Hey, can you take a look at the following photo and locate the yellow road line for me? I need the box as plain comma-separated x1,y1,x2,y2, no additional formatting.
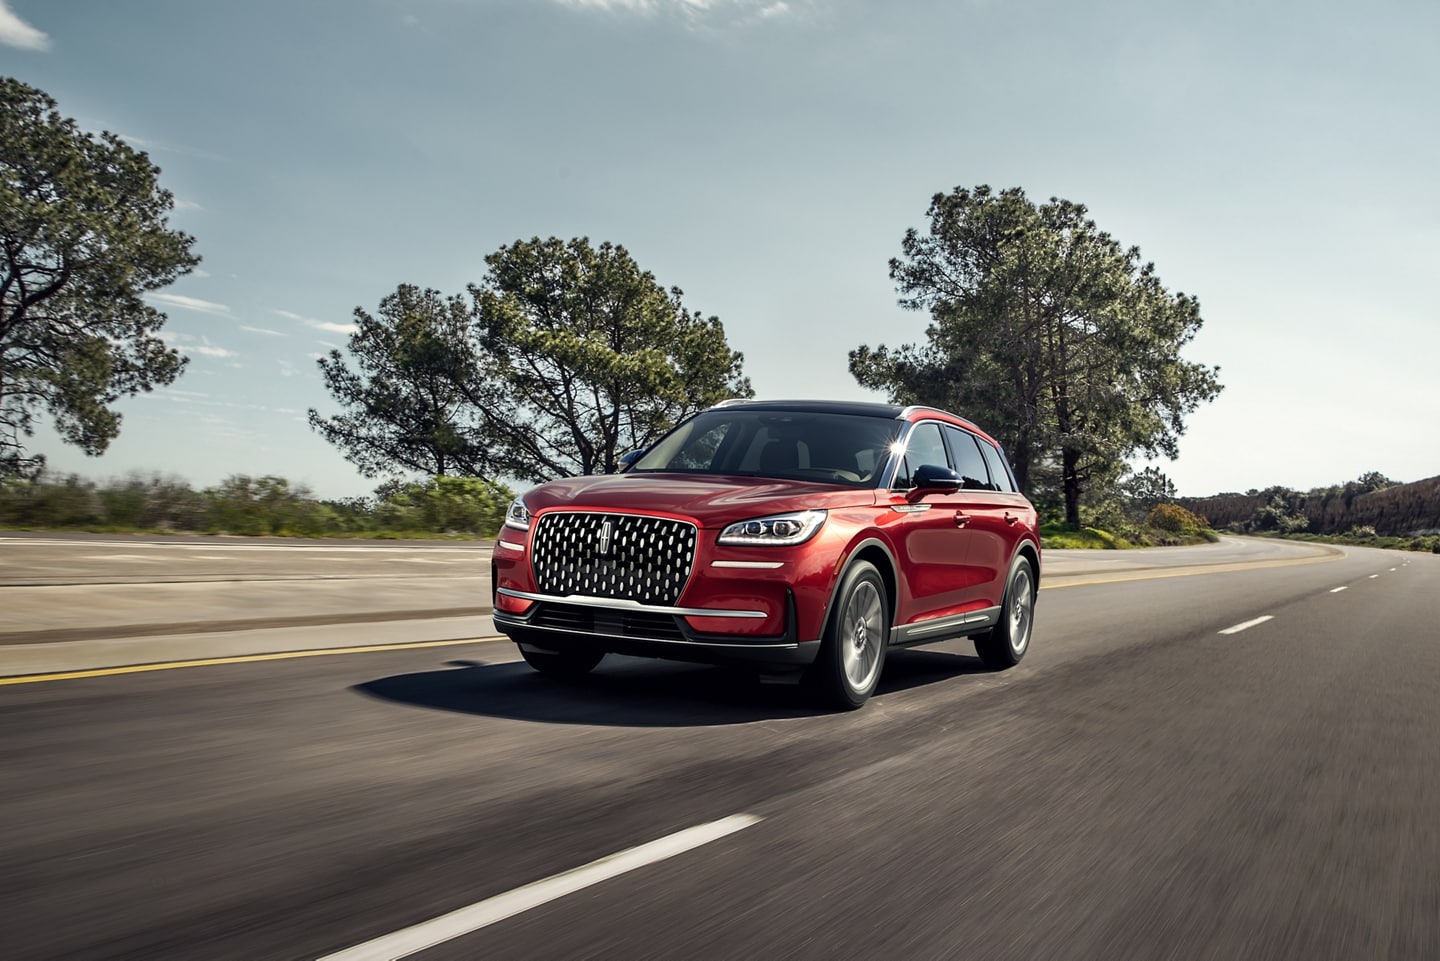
4,549,1341,685
0,636,508,686
1039,553,1338,590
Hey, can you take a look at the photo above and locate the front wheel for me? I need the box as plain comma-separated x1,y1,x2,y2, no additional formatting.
518,642,605,678
973,555,1036,670
809,560,889,710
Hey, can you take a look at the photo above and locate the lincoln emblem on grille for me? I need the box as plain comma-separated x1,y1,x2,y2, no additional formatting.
596,519,613,556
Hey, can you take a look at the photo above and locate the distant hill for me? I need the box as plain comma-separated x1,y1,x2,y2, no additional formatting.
1180,475,1440,537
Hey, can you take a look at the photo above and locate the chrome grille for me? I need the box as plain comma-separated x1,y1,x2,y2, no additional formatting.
530,512,697,606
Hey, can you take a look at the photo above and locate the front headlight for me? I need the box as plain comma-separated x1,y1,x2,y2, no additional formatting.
504,497,533,531
717,509,827,547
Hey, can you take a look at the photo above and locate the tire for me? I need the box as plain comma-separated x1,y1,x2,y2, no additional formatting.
973,554,1036,670
517,642,605,678
809,560,889,710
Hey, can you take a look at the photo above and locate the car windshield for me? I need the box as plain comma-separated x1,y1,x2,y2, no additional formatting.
630,410,904,487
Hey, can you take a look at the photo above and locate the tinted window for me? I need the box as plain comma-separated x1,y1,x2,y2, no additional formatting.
893,421,949,490
979,440,1018,493
632,410,903,487
943,426,995,490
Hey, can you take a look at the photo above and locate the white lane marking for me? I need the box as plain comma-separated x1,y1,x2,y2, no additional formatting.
318,814,762,961
1390,567,1398,572
1369,574,1380,579
1330,586,1348,593
79,555,157,562
1219,615,1274,635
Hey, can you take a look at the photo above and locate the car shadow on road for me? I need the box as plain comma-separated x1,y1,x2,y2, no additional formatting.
353,645,1000,728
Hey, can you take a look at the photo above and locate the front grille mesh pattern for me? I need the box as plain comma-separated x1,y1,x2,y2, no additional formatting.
530,512,697,606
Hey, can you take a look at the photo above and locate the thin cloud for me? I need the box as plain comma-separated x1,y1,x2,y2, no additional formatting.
115,132,229,163
241,325,287,337
0,0,49,50
273,308,358,336
172,198,205,212
307,319,359,335
157,331,239,359
551,0,803,24
150,292,231,315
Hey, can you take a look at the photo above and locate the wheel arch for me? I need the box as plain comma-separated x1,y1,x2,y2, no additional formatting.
823,537,898,634
1015,538,1041,591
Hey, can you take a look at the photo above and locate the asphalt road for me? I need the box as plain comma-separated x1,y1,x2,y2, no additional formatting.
2,538,1437,960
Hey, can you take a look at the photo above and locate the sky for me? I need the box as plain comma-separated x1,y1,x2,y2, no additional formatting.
4,0,1437,499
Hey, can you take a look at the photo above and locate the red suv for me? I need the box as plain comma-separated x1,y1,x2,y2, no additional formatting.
491,400,1040,709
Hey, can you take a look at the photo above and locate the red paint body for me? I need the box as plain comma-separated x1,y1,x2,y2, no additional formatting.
492,400,1040,676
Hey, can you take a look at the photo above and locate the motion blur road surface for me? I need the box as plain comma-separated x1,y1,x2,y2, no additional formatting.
2,535,1437,960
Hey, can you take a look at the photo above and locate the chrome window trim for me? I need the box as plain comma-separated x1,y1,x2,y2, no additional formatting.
497,587,768,619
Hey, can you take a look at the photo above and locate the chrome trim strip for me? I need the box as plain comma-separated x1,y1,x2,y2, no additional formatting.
904,613,970,638
711,560,785,569
900,606,1003,638
497,587,768,619
495,540,525,551
966,605,1001,626
516,629,799,651
889,504,932,514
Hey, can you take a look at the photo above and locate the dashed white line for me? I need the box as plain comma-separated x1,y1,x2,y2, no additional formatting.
1390,567,1398,572
1219,615,1274,635
1329,586,1348,593
317,814,762,961
1369,574,1380,579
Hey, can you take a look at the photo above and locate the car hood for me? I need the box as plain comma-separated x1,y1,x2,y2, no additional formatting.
521,473,876,528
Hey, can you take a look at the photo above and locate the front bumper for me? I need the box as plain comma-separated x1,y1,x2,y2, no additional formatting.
492,588,820,670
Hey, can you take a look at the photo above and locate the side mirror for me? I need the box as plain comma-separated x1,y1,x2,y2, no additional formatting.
912,463,961,493
618,449,646,472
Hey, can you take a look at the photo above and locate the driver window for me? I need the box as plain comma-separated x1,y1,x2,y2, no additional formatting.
893,422,948,490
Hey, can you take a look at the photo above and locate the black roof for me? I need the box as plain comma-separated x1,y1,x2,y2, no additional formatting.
712,398,905,419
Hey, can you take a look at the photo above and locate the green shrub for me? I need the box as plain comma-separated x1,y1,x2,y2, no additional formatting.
1147,502,1210,533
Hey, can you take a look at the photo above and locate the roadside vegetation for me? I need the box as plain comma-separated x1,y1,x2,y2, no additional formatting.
1038,467,1218,549
0,472,514,539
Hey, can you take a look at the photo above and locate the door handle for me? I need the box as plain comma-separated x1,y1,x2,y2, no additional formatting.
954,512,971,528
1004,512,1020,525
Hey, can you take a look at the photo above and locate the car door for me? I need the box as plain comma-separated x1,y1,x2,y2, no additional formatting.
882,420,975,626
943,425,1031,610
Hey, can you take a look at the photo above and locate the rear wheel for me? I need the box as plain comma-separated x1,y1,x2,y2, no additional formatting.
973,555,1035,669
809,560,889,710
517,641,605,678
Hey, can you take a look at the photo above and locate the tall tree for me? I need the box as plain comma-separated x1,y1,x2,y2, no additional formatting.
0,77,197,477
308,284,490,478
852,185,1222,526
467,237,753,481
310,238,752,483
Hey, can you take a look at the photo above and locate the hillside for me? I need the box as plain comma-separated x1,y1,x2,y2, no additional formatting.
1181,474,1440,537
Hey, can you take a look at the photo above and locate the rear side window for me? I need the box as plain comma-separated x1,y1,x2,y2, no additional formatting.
943,426,996,490
979,440,1018,493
